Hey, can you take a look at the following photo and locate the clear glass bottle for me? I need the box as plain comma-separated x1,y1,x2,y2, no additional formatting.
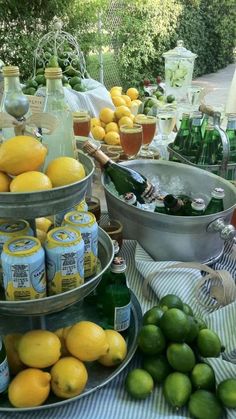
184,111,203,163
0,66,27,140
42,67,76,169
0,337,10,394
205,188,225,215
189,198,206,216
170,113,191,162
97,256,131,332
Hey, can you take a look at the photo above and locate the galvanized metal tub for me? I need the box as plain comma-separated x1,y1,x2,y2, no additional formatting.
102,160,236,264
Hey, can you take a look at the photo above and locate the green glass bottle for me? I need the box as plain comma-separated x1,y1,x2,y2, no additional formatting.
0,337,10,394
189,198,206,216
213,112,223,163
97,256,131,332
170,113,191,162
198,125,218,166
184,111,203,163
83,141,155,204
205,188,225,215
226,114,236,162
163,194,185,215
201,113,209,139
154,198,166,214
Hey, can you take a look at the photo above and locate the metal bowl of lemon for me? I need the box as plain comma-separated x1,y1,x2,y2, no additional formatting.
0,150,94,219
0,227,114,315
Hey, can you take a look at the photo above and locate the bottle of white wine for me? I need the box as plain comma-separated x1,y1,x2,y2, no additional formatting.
83,141,156,204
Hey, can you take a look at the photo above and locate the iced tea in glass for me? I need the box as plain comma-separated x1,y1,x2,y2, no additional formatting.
120,124,143,159
73,111,91,137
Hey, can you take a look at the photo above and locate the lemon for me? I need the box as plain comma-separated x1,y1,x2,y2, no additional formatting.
110,86,122,97
54,326,72,357
8,368,51,408
36,228,47,245
125,369,154,399
91,126,106,141
18,330,61,368
51,356,88,399
126,87,139,100
112,96,126,107
66,321,109,362
0,135,47,176
105,122,119,133
121,94,132,107
0,171,11,192
10,171,52,192
90,117,101,128
104,131,120,146
46,157,86,187
118,116,133,128
4,333,25,376
115,105,132,120
35,217,52,233
99,107,115,124
98,330,127,367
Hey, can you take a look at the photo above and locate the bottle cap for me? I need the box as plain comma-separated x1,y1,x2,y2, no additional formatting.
3,66,19,77
191,198,206,211
45,67,62,79
212,188,225,199
192,111,202,119
110,256,126,273
123,192,137,205
112,240,120,255
182,113,190,119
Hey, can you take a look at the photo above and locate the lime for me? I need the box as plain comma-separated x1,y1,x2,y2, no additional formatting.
36,68,45,75
47,55,59,68
125,368,154,399
217,378,236,408
159,294,183,311
62,75,69,84
142,306,164,326
197,329,222,358
163,372,192,409
142,354,172,383
160,308,189,342
73,84,86,92
194,316,207,330
191,363,216,391
167,343,196,373
167,94,175,103
69,76,82,87
138,324,166,355
26,79,38,89
23,87,36,95
65,65,80,77
185,315,199,344
154,91,163,99
182,303,194,316
188,390,223,419
143,107,151,115
35,74,46,85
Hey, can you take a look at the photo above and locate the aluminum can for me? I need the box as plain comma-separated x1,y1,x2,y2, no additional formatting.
63,211,98,278
45,226,84,295
54,199,88,227
1,236,46,301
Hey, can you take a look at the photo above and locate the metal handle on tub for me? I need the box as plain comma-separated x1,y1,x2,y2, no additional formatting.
207,217,235,241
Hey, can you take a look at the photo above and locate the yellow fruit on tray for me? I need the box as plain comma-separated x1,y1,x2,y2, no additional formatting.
104,131,120,146
110,86,122,97
10,171,52,192
35,217,52,233
54,326,72,357
45,157,86,187
90,117,101,128
126,87,139,100
50,356,88,399
118,116,134,128
121,94,132,107
91,126,106,141
105,122,119,133
115,105,132,120
0,135,47,176
65,321,109,362
8,368,51,408
112,96,126,107
98,330,128,367
99,107,115,124
36,228,47,245
4,333,25,376
0,171,11,192
18,329,61,368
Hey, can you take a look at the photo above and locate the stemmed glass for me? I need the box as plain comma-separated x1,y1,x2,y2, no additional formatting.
135,115,157,158
150,109,176,159
119,124,143,159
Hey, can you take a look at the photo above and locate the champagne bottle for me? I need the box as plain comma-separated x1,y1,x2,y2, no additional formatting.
83,141,156,204
205,188,225,215
163,194,185,215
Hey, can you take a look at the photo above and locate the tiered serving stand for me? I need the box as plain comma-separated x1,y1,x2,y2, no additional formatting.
0,150,142,412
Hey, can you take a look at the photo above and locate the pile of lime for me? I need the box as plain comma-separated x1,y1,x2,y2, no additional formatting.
125,294,236,419
142,92,176,116
23,52,85,96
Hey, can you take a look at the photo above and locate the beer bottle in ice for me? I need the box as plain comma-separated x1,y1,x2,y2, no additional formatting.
189,198,206,216
163,194,185,215
205,188,225,215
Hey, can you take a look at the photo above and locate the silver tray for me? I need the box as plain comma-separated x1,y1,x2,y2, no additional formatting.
0,151,94,219
0,291,142,412
0,228,114,316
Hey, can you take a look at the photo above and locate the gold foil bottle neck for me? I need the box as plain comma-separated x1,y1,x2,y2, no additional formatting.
45,67,62,79
3,66,20,77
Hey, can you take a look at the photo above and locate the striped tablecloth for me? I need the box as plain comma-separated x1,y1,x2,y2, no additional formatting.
3,240,236,419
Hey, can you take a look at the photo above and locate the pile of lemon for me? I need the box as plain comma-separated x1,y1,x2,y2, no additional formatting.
4,321,127,408
0,135,86,193
91,86,142,145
